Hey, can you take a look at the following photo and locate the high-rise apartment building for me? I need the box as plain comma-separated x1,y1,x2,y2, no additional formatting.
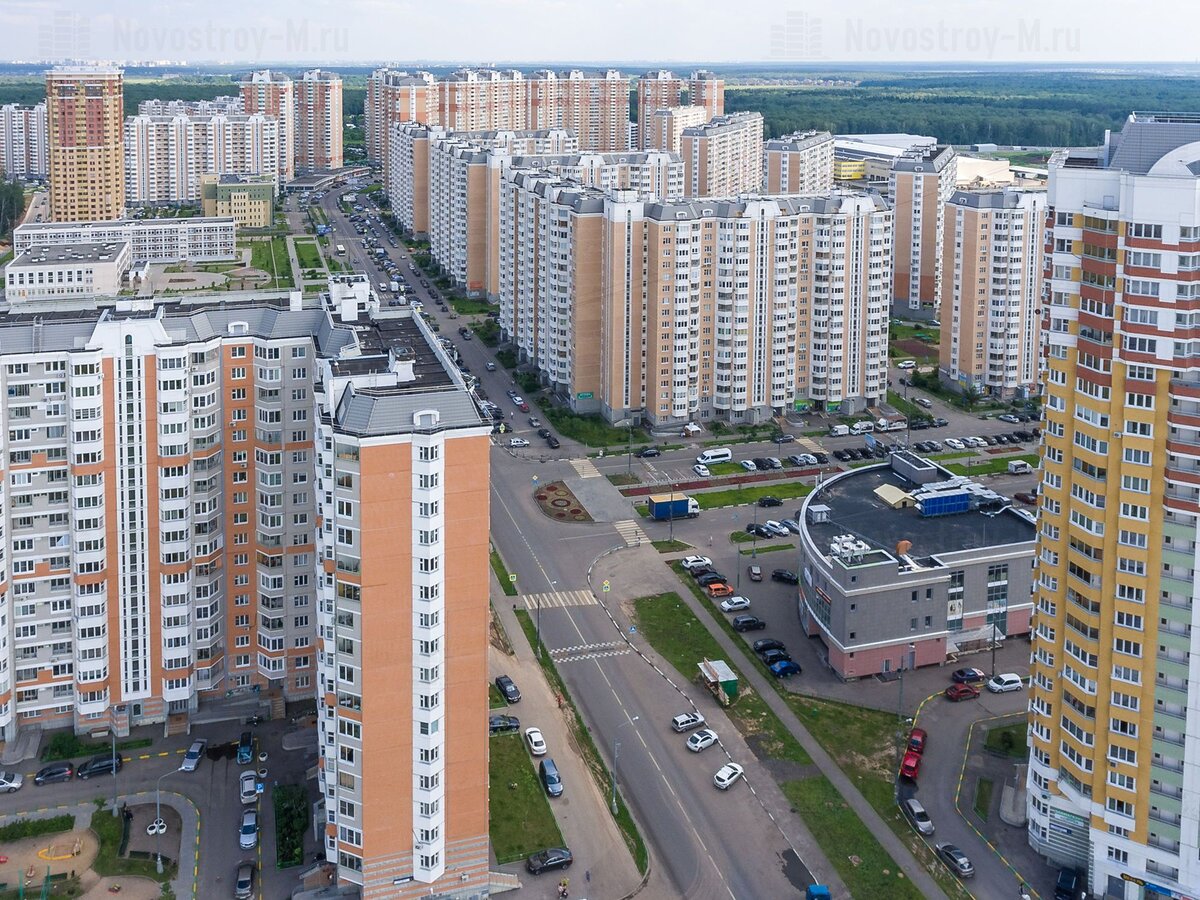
0,103,48,179
124,111,279,203
439,69,526,134
1028,112,1200,900
645,105,708,156
688,71,725,120
365,69,438,178
636,71,684,150
680,112,764,198
296,69,343,172
137,97,244,117
940,188,1045,398
763,130,834,195
889,145,957,312
240,70,295,183
524,69,630,153
46,67,125,222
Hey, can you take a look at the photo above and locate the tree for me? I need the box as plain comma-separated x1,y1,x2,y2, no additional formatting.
960,384,982,411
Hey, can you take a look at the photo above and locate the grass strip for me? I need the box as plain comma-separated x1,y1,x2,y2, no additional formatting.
0,814,74,841
273,784,307,868
514,611,648,874
984,722,1028,758
488,732,564,864
490,545,518,596
943,453,1039,477
651,539,691,553
973,777,994,821
91,810,176,883
738,543,793,555
693,481,812,510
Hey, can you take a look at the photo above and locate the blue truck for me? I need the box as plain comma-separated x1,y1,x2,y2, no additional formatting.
646,494,700,521
805,886,831,900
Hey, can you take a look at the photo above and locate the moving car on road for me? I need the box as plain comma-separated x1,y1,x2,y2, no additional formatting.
713,763,745,790
637,447,661,458
0,771,24,792
951,667,986,683
747,564,762,582
757,495,782,507
77,753,123,779
508,438,529,448
771,569,799,584
34,763,73,785
732,615,766,632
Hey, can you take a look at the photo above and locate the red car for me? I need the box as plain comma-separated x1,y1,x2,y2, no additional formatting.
945,683,981,702
908,727,928,754
900,750,922,779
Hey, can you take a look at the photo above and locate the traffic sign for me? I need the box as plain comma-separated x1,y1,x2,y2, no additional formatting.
532,475,540,485
602,580,611,593
508,574,517,583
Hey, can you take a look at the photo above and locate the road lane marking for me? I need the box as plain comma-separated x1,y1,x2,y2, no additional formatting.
613,520,647,547
569,458,601,479
522,590,597,610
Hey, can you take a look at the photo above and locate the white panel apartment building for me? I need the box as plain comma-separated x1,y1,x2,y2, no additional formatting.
680,111,764,198
889,144,958,312
14,218,237,263
0,103,48,179
763,130,834,195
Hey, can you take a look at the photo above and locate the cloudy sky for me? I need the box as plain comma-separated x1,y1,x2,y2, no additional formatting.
0,0,1190,64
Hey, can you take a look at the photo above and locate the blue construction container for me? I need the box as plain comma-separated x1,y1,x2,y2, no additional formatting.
919,491,971,517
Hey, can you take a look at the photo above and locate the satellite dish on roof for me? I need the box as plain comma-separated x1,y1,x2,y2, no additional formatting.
895,539,912,556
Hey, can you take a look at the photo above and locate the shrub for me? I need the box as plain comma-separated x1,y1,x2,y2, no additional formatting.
0,814,74,842
273,785,308,868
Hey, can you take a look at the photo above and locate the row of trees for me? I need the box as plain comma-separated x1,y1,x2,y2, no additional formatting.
0,177,25,242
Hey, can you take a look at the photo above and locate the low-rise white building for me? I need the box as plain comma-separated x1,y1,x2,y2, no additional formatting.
4,241,131,302
13,217,236,263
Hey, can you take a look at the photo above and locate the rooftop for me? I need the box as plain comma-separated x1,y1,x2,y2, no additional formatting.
806,460,1034,566
11,242,129,267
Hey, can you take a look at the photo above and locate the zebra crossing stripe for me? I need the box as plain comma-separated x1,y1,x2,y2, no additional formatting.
520,590,598,610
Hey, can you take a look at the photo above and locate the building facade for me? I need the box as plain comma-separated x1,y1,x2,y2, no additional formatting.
137,97,243,117
763,130,834,195
940,188,1046,398
1028,112,1200,900
889,145,957,312
199,174,275,227
124,111,280,203
47,67,125,222
523,69,630,153
688,71,725,120
240,70,295,183
795,453,1035,678
0,103,48,179
680,112,764,198
296,69,343,173
636,71,683,150
365,70,438,182
4,241,131,302
645,105,708,156
14,217,237,263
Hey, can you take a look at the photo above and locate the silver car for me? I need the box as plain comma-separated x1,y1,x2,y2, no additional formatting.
180,739,207,772
903,798,934,835
238,809,259,850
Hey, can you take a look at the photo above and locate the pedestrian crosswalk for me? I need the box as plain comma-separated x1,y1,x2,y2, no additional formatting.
569,457,601,479
795,435,824,453
550,641,631,663
521,590,598,610
613,519,647,547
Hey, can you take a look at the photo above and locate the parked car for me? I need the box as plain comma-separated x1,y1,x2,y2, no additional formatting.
732,615,766,632
1014,491,1038,505
495,675,521,703
0,771,24,792
524,727,547,757
545,436,560,449
908,728,928,754
903,798,935,836
1054,867,1082,900
713,762,745,790
951,667,987,684
771,569,799,585
739,460,757,471
528,416,541,428
537,427,552,439
239,770,259,804
812,452,829,464
720,595,751,612
234,861,256,900
935,843,975,878
747,564,762,582
987,672,1024,693
680,556,712,571
945,683,981,702
485,361,497,371
998,413,1022,424
526,847,573,875
77,753,124,780
760,649,792,667
686,729,718,752
671,711,706,733
239,809,259,850
237,732,254,764
489,714,520,735
696,572,727,587
706,583,734,598
539,759,564,797
944,438,966,450
745,523,771,538
34,763,73,785
753,638,787,654
761,520,789,537
509,438,530,448
181,739,207,772
637,447,661,458
832,449,850,461
769,659,802,678
900,750,922,779
692,463,711,477
765,457,783,469
757,496,783,508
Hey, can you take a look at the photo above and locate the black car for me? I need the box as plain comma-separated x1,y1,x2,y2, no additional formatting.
752,638,787,654
981,435,998,446
994,433,1011,444
489,714,520,735
752,457,772,470
526,847,573,875
745,523,771,538
1013,430,1032,441
76,752,124,779
760,648,792,667
537,427,551,439
637,447,661,458
545,436,561,449
933,418,949,427
832,449,850,461
757,496,782,508
34,762,74,785
732,615,766,632
812,452,829,464
910,419,929,430
696,572,727,587
495,675,521,703
771,569,800,585
845,448,862,460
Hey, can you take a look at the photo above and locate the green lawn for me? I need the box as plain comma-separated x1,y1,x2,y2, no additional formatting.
633,591,811,764
707,462,745,476
973,777,995,821
489,733,565,864
738,543,793,555
693,481,812,510
489,683,507,709
783,777,924,900
943,453,1039,477
91,810,176,883
984,721,1028,758
490,546,518,596
293,240,323,271
543,407,642,447
449,295,493,315
887,391,928,421
929,450,975,462
651,539,691,553
245,237,295,289
607,472,641,486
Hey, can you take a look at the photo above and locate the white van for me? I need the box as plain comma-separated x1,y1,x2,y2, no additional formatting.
828,424,849,437
850,421,874,435
696,448,732,466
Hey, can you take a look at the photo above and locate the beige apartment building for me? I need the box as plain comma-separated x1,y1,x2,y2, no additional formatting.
124,111,279,203
764,130,834,194
889,144,957,312
296,69,343,172
1,102,48,179
240,70,295,183
365,70,438,177
939,188,1045,398
523,69,631,152
645,105,708,155
688,71,725,119
47,67,125,222
680,112,764,197
636,71,684,150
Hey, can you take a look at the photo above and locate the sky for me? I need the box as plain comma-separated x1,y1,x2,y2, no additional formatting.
0,0,1193,65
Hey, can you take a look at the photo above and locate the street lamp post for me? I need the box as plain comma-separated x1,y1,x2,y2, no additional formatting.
668,486,679,543
990,619,998,678
155,767,183,874
109,705,119,817
627,423,633,475
751,503,759,559
611,716,640,814
893,643,916,803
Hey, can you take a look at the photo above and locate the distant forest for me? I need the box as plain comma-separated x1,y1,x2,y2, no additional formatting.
0,70,1196,147
726,72,1200,146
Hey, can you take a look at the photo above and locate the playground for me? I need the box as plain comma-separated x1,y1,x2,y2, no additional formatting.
0,822,160,899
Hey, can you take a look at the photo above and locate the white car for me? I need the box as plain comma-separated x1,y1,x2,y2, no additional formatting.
485,362,497,371
670,712,706,733
680,556,713,571
720,596,751,612
762,520,789,537
897,360,916,369
797,453,818,466
524,727,547,757
239,770,259,804
739,460,757,471
181,739,207,772
692,463,711,477
239,809,259,850
944,438,966,450
0,771,24,793
986,673,1024,693
965,436,987,448
713,762,745,790
686,729,718,752
509,438,530,448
